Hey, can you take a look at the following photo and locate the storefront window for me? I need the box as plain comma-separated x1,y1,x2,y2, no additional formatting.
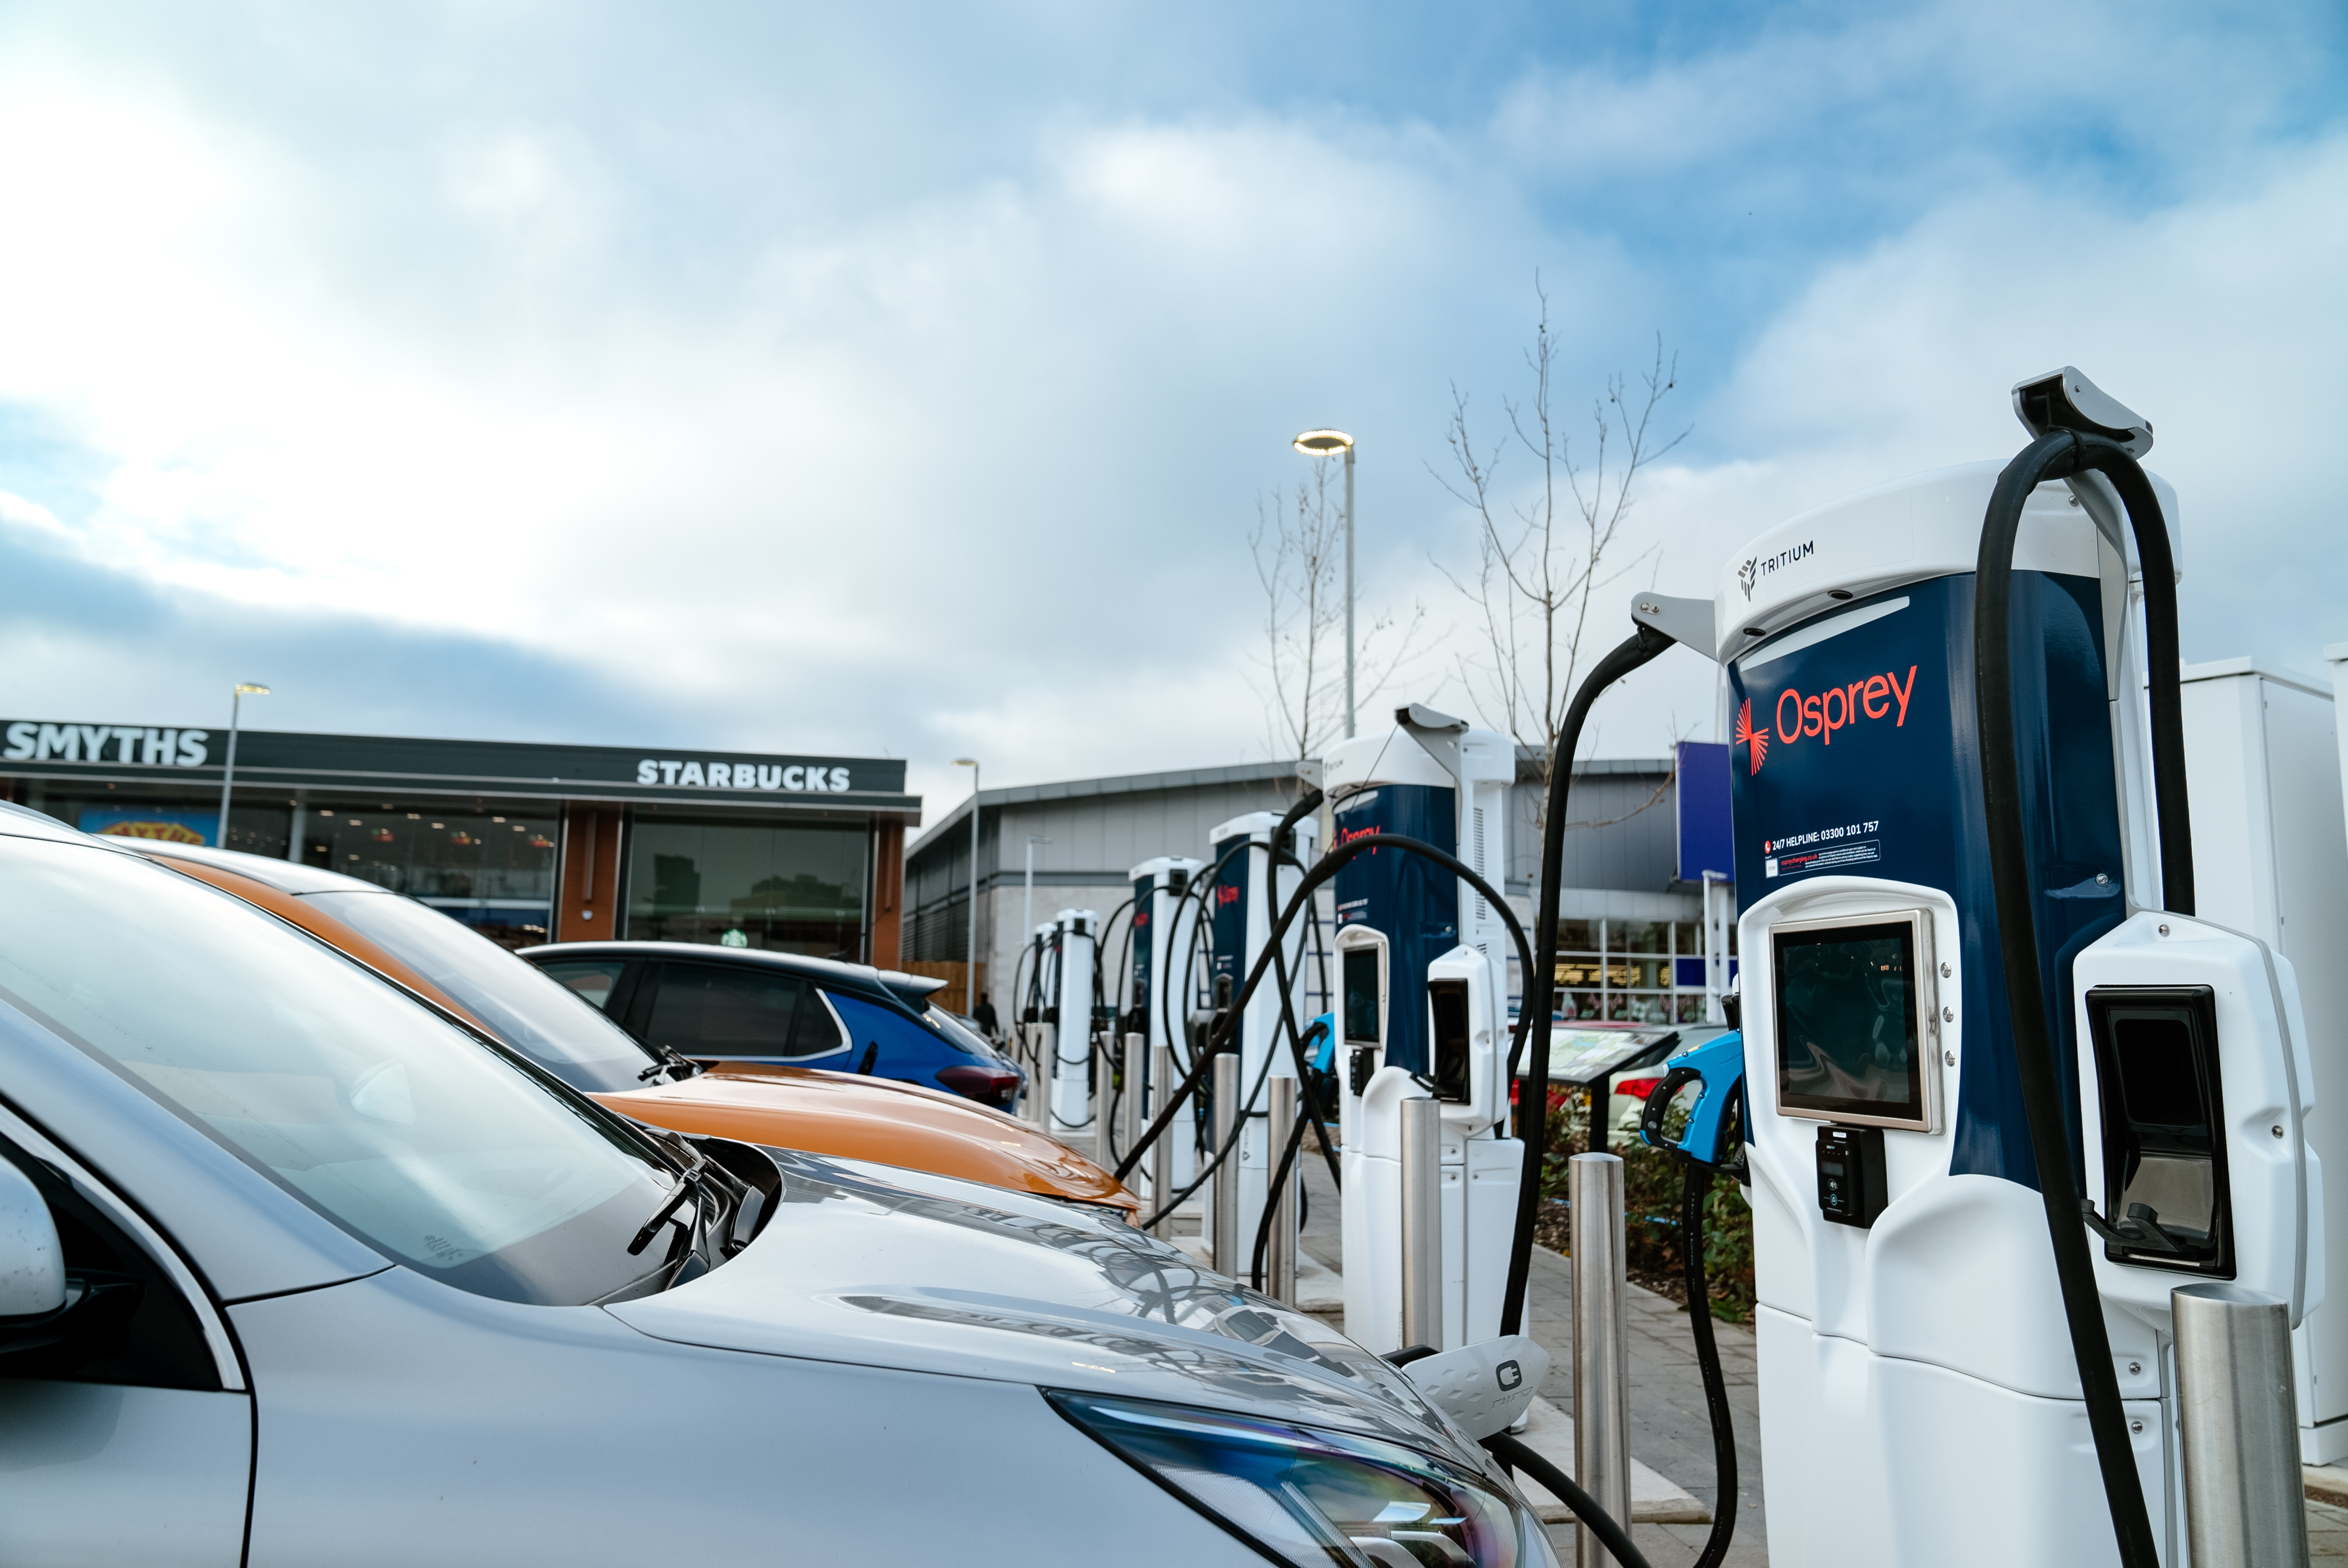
625,818,867,960
40,790,292,858
301,801,557,950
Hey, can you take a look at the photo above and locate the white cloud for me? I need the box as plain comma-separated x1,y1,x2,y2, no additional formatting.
0,4,2339,833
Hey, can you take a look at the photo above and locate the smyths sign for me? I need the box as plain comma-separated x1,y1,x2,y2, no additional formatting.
3,722,209,766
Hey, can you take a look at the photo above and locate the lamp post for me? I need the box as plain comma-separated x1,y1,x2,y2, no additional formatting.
1291,429,1356,738
954,758,981,1015
217,683,270,849
1023,834,1051,956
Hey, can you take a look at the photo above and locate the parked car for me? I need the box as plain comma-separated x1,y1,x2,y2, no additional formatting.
521,940,1019,1108
0,804,1552,1566
128,843,1129,1220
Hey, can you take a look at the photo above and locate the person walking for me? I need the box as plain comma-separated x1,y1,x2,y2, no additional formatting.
971,992,1000,1041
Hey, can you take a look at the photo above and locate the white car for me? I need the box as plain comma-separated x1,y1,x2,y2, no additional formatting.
0,804,1556,1567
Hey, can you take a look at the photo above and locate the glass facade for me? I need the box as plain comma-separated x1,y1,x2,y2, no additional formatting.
624,817,867,960
1554,916,1735,1024
299,800,559,950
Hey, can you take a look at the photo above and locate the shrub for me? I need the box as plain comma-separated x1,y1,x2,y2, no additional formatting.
1515,1080,1755,1319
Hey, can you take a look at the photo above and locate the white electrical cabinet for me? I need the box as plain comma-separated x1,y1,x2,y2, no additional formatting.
2182,654,2348,1462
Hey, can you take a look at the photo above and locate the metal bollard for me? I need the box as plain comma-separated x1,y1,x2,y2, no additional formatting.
1095,1033,1116,1169
1212,1053,1240,1274
1266,1076,1298,1303
1121,1033,1145,1174
1028,1026,1054,1129
1571,1152,1630,1568
1150,1044,1177,1238
2174,1282,2310,1568
1400,1097,1441,1349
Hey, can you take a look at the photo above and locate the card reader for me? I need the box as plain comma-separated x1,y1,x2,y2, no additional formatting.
1816,1125,1887,1228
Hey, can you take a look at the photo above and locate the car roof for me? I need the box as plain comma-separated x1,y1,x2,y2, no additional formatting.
518,940,946,998
0,800,141,851
127,840,394,898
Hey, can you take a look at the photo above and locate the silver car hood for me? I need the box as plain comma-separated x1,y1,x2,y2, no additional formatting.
605,1149,1470,1458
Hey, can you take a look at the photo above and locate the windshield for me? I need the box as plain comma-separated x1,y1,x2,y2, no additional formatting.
302,891,660,1094
0,835,688,1306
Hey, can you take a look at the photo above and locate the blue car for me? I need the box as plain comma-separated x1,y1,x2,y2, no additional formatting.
518,941,1024,1109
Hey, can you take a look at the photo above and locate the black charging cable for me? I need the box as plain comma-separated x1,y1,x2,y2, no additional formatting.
1481,1432,1655,1568
1503,623,1676,1338
1974,429,2187,1568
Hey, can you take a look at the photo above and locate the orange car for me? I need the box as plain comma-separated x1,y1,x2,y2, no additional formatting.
129,842,1137,1220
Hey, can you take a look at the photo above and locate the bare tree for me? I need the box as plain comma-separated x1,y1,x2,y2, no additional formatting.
1249,457,1425,765
1434,280,1687,796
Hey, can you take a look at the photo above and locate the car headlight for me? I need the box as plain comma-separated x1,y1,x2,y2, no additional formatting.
1049,1390,1557,1568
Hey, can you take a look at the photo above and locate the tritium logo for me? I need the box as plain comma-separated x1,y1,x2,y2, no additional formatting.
1737,540,1814,600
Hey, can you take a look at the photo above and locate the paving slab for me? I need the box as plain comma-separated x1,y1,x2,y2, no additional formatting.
1508,1395,1710,1524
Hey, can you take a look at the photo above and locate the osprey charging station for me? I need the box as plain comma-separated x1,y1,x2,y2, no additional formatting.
1618,368,2324,1567
1130,855,1205,1193
1323,708,1524,1353
1206,809,1319,1273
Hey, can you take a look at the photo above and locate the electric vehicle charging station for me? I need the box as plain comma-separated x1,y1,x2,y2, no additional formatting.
1204,810,1317,1278
1045,908,1101,1137
1130,857,1205,1199
1324,707,1523,1353
1613,368,2324,1567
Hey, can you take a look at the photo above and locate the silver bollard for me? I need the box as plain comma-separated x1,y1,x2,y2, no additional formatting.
1095,1032,1116,1169
1150,1044,1177,1238
2175,1282,2310,1568
1266,1075,1298,1303
1121,1033,1145,1174
1400,1097,1441,1348
1571,1152,1630,1568
1212,1053,1240,1274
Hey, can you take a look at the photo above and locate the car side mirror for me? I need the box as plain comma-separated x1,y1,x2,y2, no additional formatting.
0,1158,65,1319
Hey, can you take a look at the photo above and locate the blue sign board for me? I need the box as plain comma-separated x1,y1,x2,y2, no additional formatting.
1674,740,1733,882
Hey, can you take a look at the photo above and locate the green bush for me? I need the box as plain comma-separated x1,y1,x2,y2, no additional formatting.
1526,1084,1755,1319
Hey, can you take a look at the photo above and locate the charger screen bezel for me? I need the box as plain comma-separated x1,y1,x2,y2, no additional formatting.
1770,909,1940,1133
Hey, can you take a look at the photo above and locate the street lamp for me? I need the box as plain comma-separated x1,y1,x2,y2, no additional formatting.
1292,428,1356,738
1022,835,1051,966
954,758,981,1015
217,683,270,849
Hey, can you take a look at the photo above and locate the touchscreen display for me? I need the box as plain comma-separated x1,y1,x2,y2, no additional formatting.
1774,920,1923,1123
1343,949,1382,1044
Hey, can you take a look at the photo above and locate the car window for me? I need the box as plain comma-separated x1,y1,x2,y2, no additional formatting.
923,1005,1000,1060
0,836,682,1306
794,988,848,1056
647,963,845,1060
537,959,628,1012
302,895,656,1095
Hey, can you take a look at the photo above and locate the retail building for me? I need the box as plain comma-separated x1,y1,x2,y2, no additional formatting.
903,752,1728,1023
0,717,919,959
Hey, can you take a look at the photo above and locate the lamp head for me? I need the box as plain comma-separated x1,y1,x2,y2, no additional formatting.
234,683,271,697
954,758,978,767
1291,429,1354,456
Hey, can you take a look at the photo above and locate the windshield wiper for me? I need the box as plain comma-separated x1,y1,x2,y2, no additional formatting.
636,1044,703,1083
628,1134,751,1282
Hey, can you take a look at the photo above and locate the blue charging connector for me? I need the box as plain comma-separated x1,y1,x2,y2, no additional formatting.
1638,1030,1747,1169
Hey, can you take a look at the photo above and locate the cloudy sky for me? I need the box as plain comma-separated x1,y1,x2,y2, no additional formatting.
0,1,2341,833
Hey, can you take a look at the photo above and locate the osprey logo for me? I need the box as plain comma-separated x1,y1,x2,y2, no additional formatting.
1738,540,1815,600
1733,699,1768,773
